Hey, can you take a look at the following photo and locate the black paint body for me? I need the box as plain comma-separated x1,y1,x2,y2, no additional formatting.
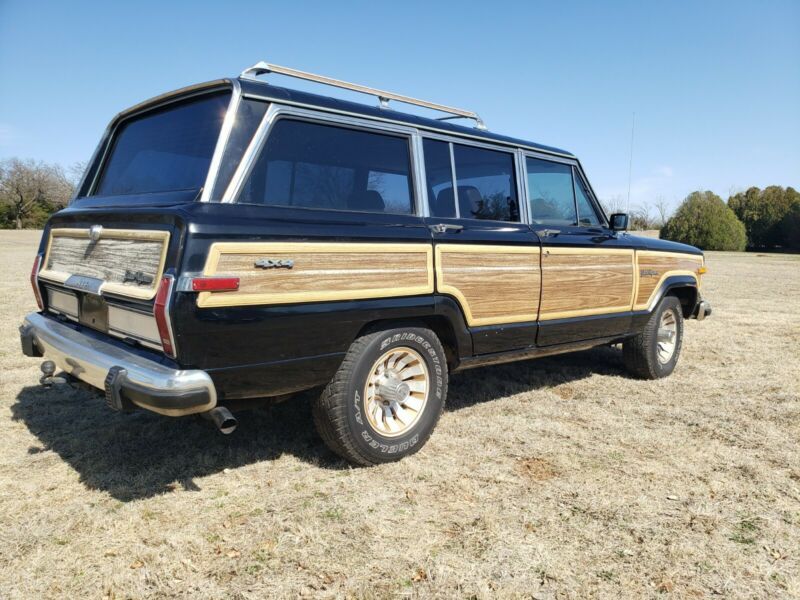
39,79,705,402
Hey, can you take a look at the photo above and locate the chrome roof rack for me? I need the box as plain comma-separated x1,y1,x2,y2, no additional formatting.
240,61,487,130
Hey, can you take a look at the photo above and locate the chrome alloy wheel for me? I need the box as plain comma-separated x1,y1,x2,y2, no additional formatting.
656,309,678,364
364,347,429,437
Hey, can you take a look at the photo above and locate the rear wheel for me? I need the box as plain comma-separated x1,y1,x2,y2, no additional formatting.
312,326,448,465
623,295,684,379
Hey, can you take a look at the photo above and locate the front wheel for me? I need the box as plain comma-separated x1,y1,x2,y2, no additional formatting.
623,296,684,379
312,326,448,465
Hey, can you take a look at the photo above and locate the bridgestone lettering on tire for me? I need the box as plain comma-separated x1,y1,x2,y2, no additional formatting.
623,295,684,379
312,326,448,465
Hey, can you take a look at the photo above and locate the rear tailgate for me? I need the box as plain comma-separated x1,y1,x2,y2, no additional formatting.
35,208,187,355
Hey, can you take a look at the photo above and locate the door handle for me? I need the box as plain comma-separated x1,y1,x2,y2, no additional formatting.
535,228,560,238
429,223,464,234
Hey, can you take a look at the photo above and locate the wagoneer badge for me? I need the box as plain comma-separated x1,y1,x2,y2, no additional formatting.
640,269,659,277
254,258,294,269
89,224,103,242
123,270,154,285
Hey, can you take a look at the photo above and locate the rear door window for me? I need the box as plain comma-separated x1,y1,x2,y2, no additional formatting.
423,139,456,218
452,144,519,222
525,157,577,226
94,92,231,197
423,138,520,222
238,119,415,214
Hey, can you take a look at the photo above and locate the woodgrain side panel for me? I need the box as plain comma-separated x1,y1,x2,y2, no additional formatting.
39,228,170,300
539,249,635,320
198,242,434,308
634,251,703,310
435,245,541,326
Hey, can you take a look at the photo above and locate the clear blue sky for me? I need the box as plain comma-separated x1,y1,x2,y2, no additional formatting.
1,0,798,213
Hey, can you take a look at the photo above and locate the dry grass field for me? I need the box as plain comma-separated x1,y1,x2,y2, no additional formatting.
1,229,798,599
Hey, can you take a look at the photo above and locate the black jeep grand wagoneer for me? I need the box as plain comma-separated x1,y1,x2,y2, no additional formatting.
20,62,711,465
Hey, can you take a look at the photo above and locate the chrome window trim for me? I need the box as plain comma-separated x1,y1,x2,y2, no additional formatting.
515,148,531,226
411,133,430,217
84,82,235,198
199,80,242,202
521,148,578,167
240,91,576,160
448,142,461,219
221,104,422,216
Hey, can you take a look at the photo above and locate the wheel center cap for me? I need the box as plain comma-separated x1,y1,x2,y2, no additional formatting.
376,374,410,404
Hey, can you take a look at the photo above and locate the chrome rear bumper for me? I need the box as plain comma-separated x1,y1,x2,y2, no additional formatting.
20,312,216,416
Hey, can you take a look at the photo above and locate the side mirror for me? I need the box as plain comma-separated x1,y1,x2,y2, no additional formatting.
609,213,629,232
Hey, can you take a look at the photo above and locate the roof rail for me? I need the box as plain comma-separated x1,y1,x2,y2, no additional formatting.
240,61,487,130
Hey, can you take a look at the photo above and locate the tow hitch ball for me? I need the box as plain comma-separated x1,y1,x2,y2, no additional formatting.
40,360,67,386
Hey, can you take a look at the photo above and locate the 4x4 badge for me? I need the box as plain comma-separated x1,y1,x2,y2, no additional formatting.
254,258,294,269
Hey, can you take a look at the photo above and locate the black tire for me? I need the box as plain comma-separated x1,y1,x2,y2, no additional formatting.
623,295,684,379
312,326,448,466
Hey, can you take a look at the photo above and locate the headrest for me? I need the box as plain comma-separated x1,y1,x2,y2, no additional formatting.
457,185,482,218
349,190,385,211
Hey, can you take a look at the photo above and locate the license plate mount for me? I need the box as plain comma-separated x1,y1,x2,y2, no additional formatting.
79,293,109,332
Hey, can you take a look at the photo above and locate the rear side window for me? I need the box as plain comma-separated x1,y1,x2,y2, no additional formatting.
94,92,230,197
423,138,519,222
238,119,414,214
423,139,456,218
453,144,519,222
526,157,577,226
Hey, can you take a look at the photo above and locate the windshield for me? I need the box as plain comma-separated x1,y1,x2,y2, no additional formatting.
92,91,231,197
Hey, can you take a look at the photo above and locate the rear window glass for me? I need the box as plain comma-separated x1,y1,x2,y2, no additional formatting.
94,92,230,197
238,119,414,214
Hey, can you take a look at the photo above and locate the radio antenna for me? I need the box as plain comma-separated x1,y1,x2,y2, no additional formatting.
626,112,636,214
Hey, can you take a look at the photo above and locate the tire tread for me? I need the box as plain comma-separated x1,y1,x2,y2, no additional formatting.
312,327,446,466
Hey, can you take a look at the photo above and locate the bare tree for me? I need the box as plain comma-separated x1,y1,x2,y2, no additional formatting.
599,194,626,216
653,196,671,228
69,160,89,189
630,204,655,230
0,158,74,229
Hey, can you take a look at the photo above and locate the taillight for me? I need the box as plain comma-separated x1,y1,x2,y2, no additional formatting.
154,275,176,358
31,254,44,310
190,277,240,292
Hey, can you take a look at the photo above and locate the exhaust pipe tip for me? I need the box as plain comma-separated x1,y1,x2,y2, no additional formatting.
203,406,237,434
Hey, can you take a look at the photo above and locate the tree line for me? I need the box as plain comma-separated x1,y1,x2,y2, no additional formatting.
660,187,799,251
0,159,83,229
1,156,797,251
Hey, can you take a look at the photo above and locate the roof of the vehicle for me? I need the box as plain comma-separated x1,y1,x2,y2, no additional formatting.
238,78,575,158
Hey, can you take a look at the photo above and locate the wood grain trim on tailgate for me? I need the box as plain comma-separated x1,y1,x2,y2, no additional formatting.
39,228,170,300
197,242,434,308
